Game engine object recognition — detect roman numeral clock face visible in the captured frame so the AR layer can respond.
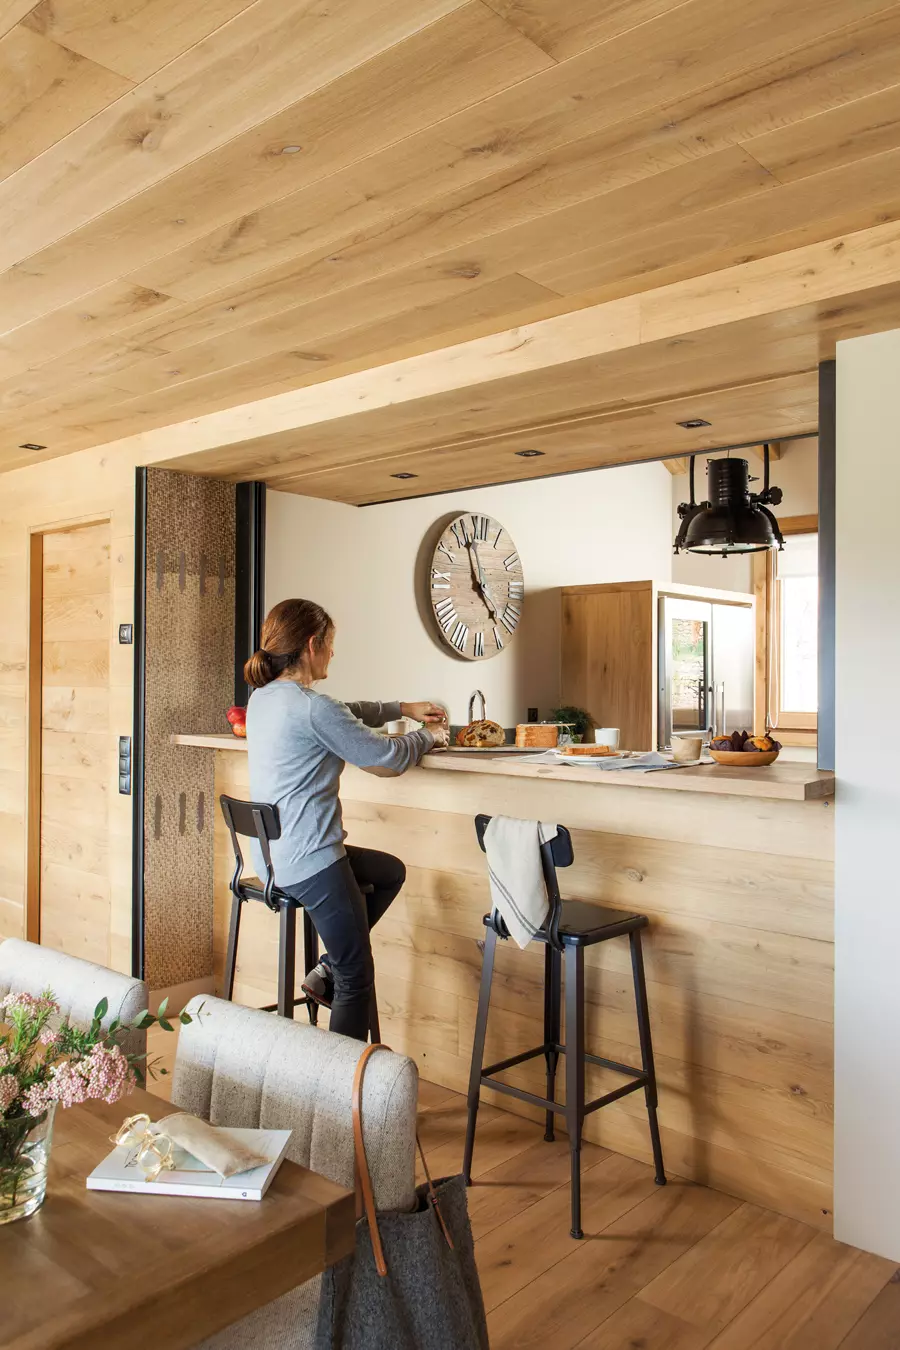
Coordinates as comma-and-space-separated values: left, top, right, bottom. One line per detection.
429, 513, 524, 660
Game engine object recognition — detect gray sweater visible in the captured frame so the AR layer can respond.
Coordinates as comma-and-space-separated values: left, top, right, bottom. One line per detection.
246, 681, 434, 886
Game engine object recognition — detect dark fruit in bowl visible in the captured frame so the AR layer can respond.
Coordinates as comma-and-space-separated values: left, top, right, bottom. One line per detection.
711, 729, 782, 753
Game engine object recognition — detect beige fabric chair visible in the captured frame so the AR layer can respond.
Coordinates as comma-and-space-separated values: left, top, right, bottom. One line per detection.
175, 996, 418, 1350
0, 938, 148, 1059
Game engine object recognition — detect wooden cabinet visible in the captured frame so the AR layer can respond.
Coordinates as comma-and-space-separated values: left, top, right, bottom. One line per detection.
561, 581, 756, 752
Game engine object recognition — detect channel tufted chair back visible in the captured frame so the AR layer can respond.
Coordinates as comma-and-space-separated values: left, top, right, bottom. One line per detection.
175, 996, 418, 1350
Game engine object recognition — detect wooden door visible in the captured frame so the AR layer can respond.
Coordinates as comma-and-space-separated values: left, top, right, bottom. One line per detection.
32, 521, 112, 963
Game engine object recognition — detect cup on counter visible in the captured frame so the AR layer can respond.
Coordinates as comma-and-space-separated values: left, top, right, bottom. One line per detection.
672, 733, 704, 762
594, 727, 620, 750
385, 718, 408, 735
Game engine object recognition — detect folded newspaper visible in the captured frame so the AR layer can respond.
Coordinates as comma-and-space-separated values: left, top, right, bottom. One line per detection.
533, 750, 697, 772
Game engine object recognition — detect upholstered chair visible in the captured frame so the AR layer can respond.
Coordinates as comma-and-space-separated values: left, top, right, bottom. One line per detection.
175, 996, 418, 1350
0, 937, 148, 1059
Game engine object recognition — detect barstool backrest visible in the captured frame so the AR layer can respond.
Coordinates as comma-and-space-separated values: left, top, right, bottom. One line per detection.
474, 814, 573, 950
220, 795, 282, 911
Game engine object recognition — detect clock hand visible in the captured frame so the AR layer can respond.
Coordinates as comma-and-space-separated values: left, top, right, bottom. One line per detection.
469, 542, 499, 620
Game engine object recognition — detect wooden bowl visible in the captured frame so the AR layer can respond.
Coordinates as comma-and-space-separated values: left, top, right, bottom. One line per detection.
709, 749, 779, 767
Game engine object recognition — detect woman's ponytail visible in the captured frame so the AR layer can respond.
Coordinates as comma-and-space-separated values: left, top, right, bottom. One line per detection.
245, 599, 333, 690
244, 648, 277, 689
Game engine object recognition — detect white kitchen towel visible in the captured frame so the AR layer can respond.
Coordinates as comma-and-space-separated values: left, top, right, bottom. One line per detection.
483, 815, 559, 949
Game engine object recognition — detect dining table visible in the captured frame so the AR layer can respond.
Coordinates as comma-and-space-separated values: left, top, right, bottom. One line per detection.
0, 1086, 357, 1350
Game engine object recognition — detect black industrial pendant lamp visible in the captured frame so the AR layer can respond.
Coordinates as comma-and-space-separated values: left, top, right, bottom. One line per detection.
674, 445, 784, 556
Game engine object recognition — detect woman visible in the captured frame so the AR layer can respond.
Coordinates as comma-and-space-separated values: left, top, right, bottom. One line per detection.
244, 598, 448, 1040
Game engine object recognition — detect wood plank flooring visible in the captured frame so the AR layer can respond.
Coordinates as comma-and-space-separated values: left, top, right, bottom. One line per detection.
147, 1025, 897, 1348
413, 1079, 899, 1350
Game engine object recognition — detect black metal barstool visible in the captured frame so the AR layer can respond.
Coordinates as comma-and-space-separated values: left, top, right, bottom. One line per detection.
462, 813, 666, 1239
219, 795, 380, 1041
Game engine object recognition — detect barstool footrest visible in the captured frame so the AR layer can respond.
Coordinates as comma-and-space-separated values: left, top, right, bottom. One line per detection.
480, 1039, 648, 1117
584, 1076, 648, 1115
482, 1043, 555, 1078
259, 995, 315, 1013
480, 1077, 567, 1116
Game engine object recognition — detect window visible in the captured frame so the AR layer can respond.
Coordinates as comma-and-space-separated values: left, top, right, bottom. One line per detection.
752, 516, 818, 743
772, 532, 818, 729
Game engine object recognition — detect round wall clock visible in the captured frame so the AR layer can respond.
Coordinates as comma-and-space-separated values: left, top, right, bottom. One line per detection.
429, 513, 524, 660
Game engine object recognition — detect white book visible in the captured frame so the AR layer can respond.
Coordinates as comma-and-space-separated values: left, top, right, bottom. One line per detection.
86, 1126, 293, 1201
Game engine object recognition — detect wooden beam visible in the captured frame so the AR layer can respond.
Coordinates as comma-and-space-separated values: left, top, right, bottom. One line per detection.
664, 458, 689, 474
99, 215, 900, 477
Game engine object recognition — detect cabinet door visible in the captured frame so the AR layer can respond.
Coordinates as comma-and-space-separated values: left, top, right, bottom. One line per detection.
711, 602, 755, 737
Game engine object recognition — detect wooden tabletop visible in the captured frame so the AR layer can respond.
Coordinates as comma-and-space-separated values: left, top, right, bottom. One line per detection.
1, 1088, 356, 1350
172, 732, 835, 802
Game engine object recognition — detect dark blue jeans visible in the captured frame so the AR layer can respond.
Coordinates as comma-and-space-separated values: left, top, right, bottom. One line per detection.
283, 846, 405, 1041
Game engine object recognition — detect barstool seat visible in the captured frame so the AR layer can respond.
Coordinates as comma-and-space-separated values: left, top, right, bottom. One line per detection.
219, 794, 380, 1041
483, 898, 644, 945
464, 813, 666, 1240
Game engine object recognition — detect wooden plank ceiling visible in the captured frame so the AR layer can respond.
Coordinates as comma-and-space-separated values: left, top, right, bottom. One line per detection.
4, 0, 900, 489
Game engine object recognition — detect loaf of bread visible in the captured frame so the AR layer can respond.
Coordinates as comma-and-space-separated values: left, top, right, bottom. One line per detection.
515, 724, 558, 748
456, 719, 505, 748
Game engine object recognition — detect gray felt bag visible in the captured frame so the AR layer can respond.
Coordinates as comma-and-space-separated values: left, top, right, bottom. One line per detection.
314, 1043, 490, 1350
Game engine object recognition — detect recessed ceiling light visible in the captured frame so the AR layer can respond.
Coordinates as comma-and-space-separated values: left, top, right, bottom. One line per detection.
19, 443, 45, 451
515, 449, 544, 458
676, 418, 711, 429
280, 145, 302, 154
391, 472, 418, 479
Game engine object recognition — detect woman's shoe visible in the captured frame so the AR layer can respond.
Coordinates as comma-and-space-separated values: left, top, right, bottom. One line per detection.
302, 961, 334, 1009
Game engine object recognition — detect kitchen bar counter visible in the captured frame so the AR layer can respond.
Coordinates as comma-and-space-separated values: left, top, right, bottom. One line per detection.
177, 730, 835, 1232
172, 733, 833, 802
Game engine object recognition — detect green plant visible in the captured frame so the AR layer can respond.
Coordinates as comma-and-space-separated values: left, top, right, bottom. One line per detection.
0, 991, 196, 1217
549, 706, 593, 741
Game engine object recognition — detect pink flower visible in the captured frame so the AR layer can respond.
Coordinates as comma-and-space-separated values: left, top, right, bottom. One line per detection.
0, 1074, 19, 1116
0, 991, 59, 1019
23, 1044, 135, 1115
38, 1026, 61, 1047
0, 1047, 9, 1069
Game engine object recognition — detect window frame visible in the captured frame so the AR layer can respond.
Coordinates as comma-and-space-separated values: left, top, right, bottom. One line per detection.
752, 514, 818, 746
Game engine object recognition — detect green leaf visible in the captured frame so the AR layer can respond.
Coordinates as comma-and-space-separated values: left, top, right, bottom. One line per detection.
93, 997, 109, 1021
156, 997, 169, 1020
158, 1016, 174, 1033
178, 1012, 193, 1025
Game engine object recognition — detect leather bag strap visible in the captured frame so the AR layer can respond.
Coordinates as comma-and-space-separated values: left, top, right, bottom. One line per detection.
351, 1043, 455, 1280
352, 1043, 388, 1277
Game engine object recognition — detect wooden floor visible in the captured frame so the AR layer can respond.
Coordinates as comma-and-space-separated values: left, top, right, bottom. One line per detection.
147, 1030, 898, 1348
413, 1079, 899, 1350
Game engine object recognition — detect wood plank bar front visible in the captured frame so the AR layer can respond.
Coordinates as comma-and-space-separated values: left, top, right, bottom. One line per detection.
181, 738, 835, 1231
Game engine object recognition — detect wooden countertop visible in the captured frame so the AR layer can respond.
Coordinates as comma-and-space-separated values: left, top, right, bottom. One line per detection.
172, 733, 834, 802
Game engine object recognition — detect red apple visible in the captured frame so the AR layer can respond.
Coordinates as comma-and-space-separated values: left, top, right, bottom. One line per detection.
226, 706, 247, 737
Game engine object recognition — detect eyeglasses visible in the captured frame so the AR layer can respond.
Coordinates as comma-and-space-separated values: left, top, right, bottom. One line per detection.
111, 1113, 176, 1182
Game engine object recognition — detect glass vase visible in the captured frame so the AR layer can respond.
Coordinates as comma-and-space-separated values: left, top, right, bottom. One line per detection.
0, 1105, 56, 1224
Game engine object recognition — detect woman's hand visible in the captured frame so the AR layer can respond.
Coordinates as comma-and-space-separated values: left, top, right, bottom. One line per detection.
401, 701, 447, 726
427, 723, 450, 750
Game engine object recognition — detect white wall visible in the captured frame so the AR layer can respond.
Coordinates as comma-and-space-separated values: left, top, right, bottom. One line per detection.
266, 462, 673, 728
834, 330, 900, 1260
670, 439, 819, 593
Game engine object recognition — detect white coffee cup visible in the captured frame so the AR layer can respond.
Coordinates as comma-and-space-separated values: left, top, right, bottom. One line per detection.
672, 733, 703, 762
594, 727, 620, 750
385, 718, 407, 735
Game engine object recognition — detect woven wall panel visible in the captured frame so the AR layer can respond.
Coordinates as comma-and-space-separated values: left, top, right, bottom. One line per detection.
143, 470, 235, 990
